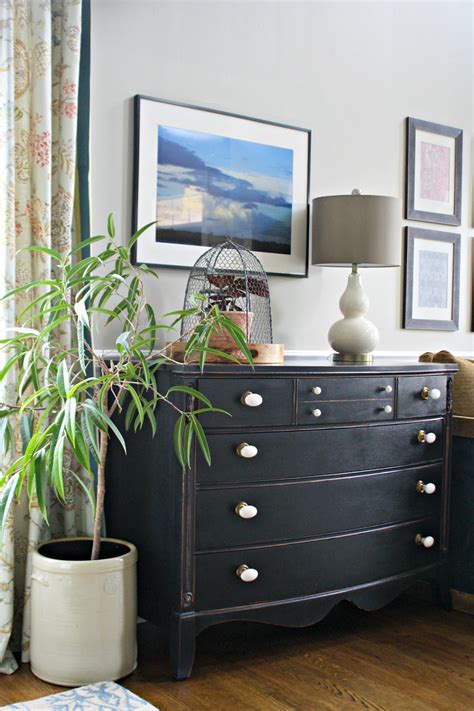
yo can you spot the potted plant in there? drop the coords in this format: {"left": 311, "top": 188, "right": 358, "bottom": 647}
{"left": 0, "top": 216, "right": 251, "bottom": 686}
{"left": 204, "top": 272, "right": 269, "bottom": 347}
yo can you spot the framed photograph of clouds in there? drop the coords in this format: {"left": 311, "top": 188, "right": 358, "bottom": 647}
{"left": 404, "top": 227, "right": 460, "bottom": 331}
{"left": 406, "top": 117, "right": 463, "bottom": 226}
{"left": 132, "top": 95, "right": 310, "bottom": 276}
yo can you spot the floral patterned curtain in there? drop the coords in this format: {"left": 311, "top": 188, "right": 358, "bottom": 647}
{"left": 0, "top": 0, "right": 91, "bottom": 674}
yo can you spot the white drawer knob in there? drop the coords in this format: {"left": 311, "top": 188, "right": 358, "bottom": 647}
{"left": 312, "top": 408, "right": 322, "bottom": 418}
{"left": 417, "top": 430, "right": 436, "bottom": 444}
{"left": 415, "top": 534, "right": 435, "bottom": 548}
{"left": 312, "top": 386, "right": 322, "bottom": 395}
{"left": 235, "top": 502, "right": 258, "bottom": 519}
{"left": 241, "top": 391, "right": 263, "bottom": 407}
{"left": 236, "top": 442, "right": 258, "bottom": 458}
{"left": 416, "top": 480, "right": 436, "bottom": 495}
{"left": 383, "top": 385, "right": 393, "bottom": 394}
{"left": 421, "top": 387, "right": 441, "bottom": 401}
{"left": 236, "top": 564, "right": 259, "bottom": 582}
{"left": 382, "top": 405, "right": 393, "bottom": 414}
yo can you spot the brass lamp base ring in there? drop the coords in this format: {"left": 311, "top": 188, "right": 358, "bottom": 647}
{"left": 332, "top": 353, "right": 374, "bottom": 364}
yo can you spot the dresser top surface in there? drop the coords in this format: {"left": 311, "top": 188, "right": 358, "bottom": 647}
{"left": 168, "top": 355, "right": 458, "bottom": 376}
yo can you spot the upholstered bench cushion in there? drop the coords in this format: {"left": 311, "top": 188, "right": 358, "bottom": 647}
{"left": 419, "top": 350, "right": 474, "bottom": 438}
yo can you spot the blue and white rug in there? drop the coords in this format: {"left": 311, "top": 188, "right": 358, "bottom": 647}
{"left": 1, "top": 681, "right": 158, "bottom": 710}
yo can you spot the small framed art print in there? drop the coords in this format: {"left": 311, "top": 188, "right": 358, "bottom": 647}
{"left": 406, "top": 117, "right": 463, "bottom": 226}
{"left": 132, "top": 95, "right": 310, "bottom": 276}
{"left": 404, "top": 227, "right": 460, "bottom": 331}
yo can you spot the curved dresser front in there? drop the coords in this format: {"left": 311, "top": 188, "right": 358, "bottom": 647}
{"left": 105, "top": 358, "right": 456, "bottom": 679}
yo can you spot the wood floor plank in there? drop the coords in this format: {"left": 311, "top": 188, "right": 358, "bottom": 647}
{"left": 1, "top": 598, "right": 473, "bottom": 711}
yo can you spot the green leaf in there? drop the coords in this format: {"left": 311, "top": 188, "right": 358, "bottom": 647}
{"left": 190, "top": 414, "right": 211, "bottom": 466}
{"left": 126, "top": 386, "right": 144, "bottom": 428}
{"left": 184, "top": 422, "right": 193, "bottom": 468}
{"left": 64, "top": 397, "right": 77, "bottom": 446}
{"left": 84, "top": 401, "right": 127, "bottom": 454}
{"left": 0, "top": 418, "right": 13, "bottom": 464}
{"left": 69, "top": 234, "right": 107, "bottom": 256}
{"left": 128, "top": 220, "right": 156, "bottom": 249}
{"left": 51, "top": 434, "right": 66, "bottom": 502}
{"left": 107, "top": 213, "right": 116, "bottom": 238}
{"left": 56, "top": 360, "right": 70, "bottom": 398}
{"left": 0, "top": 474, "right": 19, "bottom": 535}
{"left": 81, "top": 410, "right": 100, "bottom": 462}
{"left": 19, "top": 244, "right": 62, "bottom": 261}
{"left": 77, "top": 319, "right": 87, "bottom": 374}
{"left": 74, "top": 297, "right": 90, "bottom": 328}
{"left": 166, "top": 385, "right": 212, "bottom": 408}
{"left": 34, "top": 451, "right": 48, "bottom": 522}
{"left": 71, "top": 470, "right": 96, "bottom": 515}
{"left": 173, "top": 414, "right": 186, "bottom": 470}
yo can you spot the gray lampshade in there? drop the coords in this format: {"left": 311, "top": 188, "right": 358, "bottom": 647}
{"left": 312, "top": 194, "right": 401, "bottom": 267}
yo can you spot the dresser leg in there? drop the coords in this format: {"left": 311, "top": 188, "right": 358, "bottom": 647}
{"left": 436, "top": 574, "right": 453, "bottom": 611}
{"left": 170, "top": 614, "right": 196, "bottom": 680}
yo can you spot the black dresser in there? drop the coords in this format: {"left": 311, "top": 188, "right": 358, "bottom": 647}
{"left": 105, "top": 358, "right": 457, "bottom": 679}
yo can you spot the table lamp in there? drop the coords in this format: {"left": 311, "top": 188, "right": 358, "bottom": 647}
{"left": 312, "top": 190, "right": 401, "bottom": 363}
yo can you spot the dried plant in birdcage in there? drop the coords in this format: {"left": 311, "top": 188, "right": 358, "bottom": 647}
{"left": 181, "top": 240, "right": 273, "bottom": 346}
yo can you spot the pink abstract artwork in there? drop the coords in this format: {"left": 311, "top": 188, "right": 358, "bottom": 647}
{"left": 420, "top": 141, "right": 450, "bottom": 203}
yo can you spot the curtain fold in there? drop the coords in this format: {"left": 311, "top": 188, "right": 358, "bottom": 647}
{"left": 0, "top": 0, "right": 91, "bottom": 674}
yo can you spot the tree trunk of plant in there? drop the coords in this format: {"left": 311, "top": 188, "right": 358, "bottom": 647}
{"left": 91, "top": 429, "right": 108, "bottom": 560}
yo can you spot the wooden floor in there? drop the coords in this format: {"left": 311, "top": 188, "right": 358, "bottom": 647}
{"left": 1, "top": 597, "right": 473, "bottom": 710}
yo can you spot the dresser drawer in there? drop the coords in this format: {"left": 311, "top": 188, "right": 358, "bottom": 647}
{"left": 197, "top": 378, "right": 293, "bottom": 428}
{"left": 196, "top": 419, "right": 444, "bottom": 484}
{"left": 195, "top": 518, "right": 440, "bottom": 610}
{"left": 298, "top": 376, "right": 395, "bottom": 402}
{"left": 297, "top": 398, "right": 394, "bottom": 425}
{"left": 195, "top": 465, "right": 442, "bottom": 549}
{"left": 397, "top": 375, "right": 447, "bottom": 418}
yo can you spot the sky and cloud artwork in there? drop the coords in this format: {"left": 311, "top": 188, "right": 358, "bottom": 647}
{"left": 155, "top": 125, "right": 294, "bottom": 254}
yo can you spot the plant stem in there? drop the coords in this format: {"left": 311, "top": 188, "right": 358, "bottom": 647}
{"left": 91, "top": 427, "right": 108, "bottom": 561}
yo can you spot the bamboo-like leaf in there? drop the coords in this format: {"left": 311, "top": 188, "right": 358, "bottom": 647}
{"left": 128, "top": 220, "right": 156, "bottom": 249}
{"left": 74, "top": 297, "right": 90, "bottom": 328}
{"left": 51, "top": 434, "right": 66, "bottom": 502}
{"left": 125, "top": 386, "right": 144, "bottom": 428}
{"left": 64, "top": 397, "right": 77, "bottom": 446}
{"left": 124, "top": 398, "right": 137, "bottom": 431}
{"left": 81, "top": 410, "right": 100, "bottom": 462}
{"left": 76, "top": 319, "right": 87, "bottom": 374}
{"left": 107, "top": 213, "right": 116, "bottom": 238}
{"left": 34, "top": 451, "right": 48, "bottom": 523}
{"left": 166, "top": 385, "right": 212, "bottom": 408}
{"left": 0, "top": 474, "right": 19, "bottom": 535}
{"left": 144, "top": 405, "right": 158, "bottom": 438}
{"left": 184, "top": 422, "right": 193, "bottom": 468}
{"left": 69, "top": 234, "right": 106, "bottom": 256}
{"left": 20, "top": 245, "right": 62, "bottom": 262}
{"left": 84, "top": 401, "right": 127, "bottom": 453}
{"left": 56, "top": 360, "right": 70, "bottom": 398}
{"left": 0, "top": 419, "right": 13, "bottom": 464}
{"left": 189, "top": 414, "right": 211, "bottom": 466}
{"left": 71, "top": 470, "right": 96, "bottom": 515}
{"left": 173, "top": 414, "right": 186, "bottom": 470}
{"left": 71, "top": 423, "right": 92, "bottom": 471}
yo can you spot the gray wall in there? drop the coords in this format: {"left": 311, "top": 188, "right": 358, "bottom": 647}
{"left": 90, "top": 0, "right": 473, "bottom": 353}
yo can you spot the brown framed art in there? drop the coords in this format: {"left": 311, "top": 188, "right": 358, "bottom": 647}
{"left": 406, "top": 117, "right": 463, "bottom": 226}
{"left": 404, "top": 227, "right": 460, "bottom": 331}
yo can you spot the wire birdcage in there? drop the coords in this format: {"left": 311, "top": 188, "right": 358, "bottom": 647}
{"left": 181, "top": 240, "right": 273, "bottom": 344}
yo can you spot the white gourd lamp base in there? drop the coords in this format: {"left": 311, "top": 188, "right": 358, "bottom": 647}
{"left": 329, "top": 264, "right": 379, "bottom": 364}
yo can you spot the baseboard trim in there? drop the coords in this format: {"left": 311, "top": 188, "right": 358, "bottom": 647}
{"left": 451, "top": 589, "right": 474, "bottom": 615}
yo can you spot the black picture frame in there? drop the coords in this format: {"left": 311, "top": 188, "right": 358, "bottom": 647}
{"left": 406, "top": 117, "right": 462, "bottom": 226}
{"left": 404, "top": 227, "right": 460, "bottom": 331}
{"left": 131, "top": 95, "right": 311, "bottom": 277}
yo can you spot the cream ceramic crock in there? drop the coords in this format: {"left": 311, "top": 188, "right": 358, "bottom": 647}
{"left": 30, "top": 537, "right": 137, "bottom": 686}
